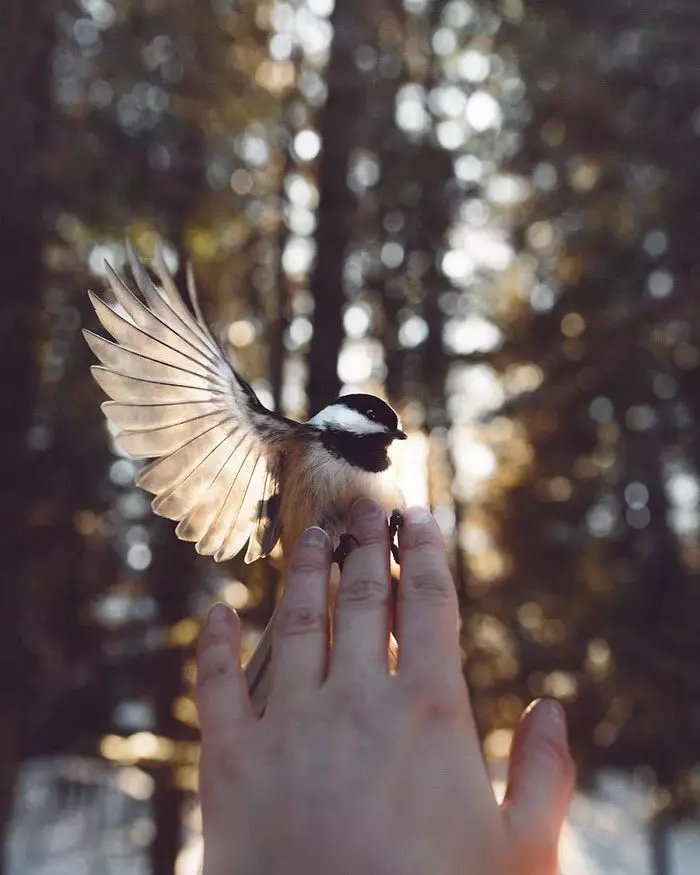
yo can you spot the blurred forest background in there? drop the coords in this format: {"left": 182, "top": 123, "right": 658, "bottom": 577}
{"left": 2, "top": 0, "right": 700, "bottom": 872}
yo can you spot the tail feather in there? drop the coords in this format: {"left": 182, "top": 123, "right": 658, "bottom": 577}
{"left": 244, "top": 605, "right": 280, "bottom": 717}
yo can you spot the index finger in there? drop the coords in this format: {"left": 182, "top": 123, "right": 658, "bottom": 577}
{"left": 397, "top": 507, "right": 461, "bottom": 680}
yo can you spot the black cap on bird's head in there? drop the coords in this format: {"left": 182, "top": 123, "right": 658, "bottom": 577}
{"left": 336, "top": 394, "right": 407, "bottom": 439}
{"left": 309, "top": 393, "right": 407, "bottom": 441}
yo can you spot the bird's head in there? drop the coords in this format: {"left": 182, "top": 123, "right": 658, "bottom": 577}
{"left": 309, "top": 394, "right": 407, "bottom": 442}
{"left": 308, "top": 394, "right": 407, "bottom": 472}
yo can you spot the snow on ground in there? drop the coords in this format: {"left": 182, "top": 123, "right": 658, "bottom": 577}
{"left": 562, "top": 772, "right": 654, "bottom": 874}
{"left": 5, "top": 758, "right": 700, "bottom": 874}
{"left": 562, "top": 772, "right": 700, "bottom": 874}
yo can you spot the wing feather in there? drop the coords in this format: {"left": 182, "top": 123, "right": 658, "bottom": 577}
{"left": 101, "top": 401, "right": 229, "bottom": 431}
{"left": 86, "top": 245, "right": 298, "bottom": 561}
{"left": 197, "top": 458, "right": 259, "bottom": 555}
{"left": 176, "top": 439, "right": 255, "bottom": 548}
{"left": 103, "top": 265, "right": 216, "bottom": 369}
{"left": 135, "top": 422, "right": 241, "bottom": 494}
{"left": 152, "top": 427, "right": 244, "bottom": 520}
{"left": 84, "top": 332, "right": 225, "bottom": 390}
{"left": 125, "top": 241, "right": 221, "bottom": 359}
{"left": 88, "top": 292, "right": 219, "bottom": 375}
{"left": 245, "top": 468, "right": 282, "bottom": 563}
{"left": 151, "top": 239, "right": 219, "bottom": 351}
{"left": 116, "top": 410, "right": 232, "bottom": 458}
{"left": 152, "top": 239, "right": 192, "bottom": 319}
{"left": 220, "top": 456, "right": 268, "bottom": 561}
{"left": 90, "top": 367, "right": 219, "bottom": 403}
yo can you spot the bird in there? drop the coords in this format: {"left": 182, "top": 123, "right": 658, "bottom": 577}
{"left": 83, "top": 242, "right": 407, "bottom": 713}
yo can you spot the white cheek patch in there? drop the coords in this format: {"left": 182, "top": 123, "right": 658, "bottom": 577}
{"left": 308, "top": 404, "right": 387, "bottom": 435}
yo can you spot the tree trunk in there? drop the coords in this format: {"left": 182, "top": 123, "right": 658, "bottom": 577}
{"left": 306, "top": 0, "right": 368, "bottom": 412}
{"left": 148, "top": 530, "right": 199, "bottom": 875}
{"left": 0, "top": 0, "right": 53, "bottom": 861}
{"left": 147, "top": 161, "right": 206, "bottom": 875}
{"left": 649, "top": 809, "right": 671, "bottom": 875}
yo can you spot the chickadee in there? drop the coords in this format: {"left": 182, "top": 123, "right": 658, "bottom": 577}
{"left": 84, "top": 243, "right": 407, "bottom": 712}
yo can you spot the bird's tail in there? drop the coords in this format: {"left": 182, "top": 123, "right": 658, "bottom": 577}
{"left": 242, "top": 562, "right": 340, "bottom": 716}
{"left": 243, "top": 602, "right": 280, "bottom": 717}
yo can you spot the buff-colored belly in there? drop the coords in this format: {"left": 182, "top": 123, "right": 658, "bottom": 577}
{"left": 279, "top": 451, "right": 403, "bottom": 557}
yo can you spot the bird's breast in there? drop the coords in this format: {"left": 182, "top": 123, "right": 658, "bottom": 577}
{"left": 279, "top": 442, "right": 403, "bottom": 554}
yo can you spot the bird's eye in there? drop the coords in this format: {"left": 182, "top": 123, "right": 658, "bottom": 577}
{"left": 368, "top": 411, "right": 376, "bottom": 420}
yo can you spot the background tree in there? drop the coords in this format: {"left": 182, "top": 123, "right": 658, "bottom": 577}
{"left": 473, "top": 1, "right": 700, "bottom": 869}
{"left": 0, "top": 0, "right": 55, "bottom": 857}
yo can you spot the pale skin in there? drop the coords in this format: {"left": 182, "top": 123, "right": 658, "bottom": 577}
{"left": 196, "top": 499, "right": 576, "bottom": 875}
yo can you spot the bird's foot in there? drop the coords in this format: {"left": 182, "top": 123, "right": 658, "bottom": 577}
{"left": 389, "top": 508, "right": 404, "bottom": 565}
{"left": 332, "top": 510, "right": 403, "bottom": 569}
{"left": 332, "top": 532, "right": 360, "bottom": 570}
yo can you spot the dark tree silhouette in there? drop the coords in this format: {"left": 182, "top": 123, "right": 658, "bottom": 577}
{"left": 0, "top": 0, "right": 54, "bottom": 859}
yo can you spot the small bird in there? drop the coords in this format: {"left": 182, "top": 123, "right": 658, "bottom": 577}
{"left": 84, "top": 243, "right": 407, "bottom": 712}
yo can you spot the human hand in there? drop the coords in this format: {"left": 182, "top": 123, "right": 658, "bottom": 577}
{"left": 196, "top": 499, "right": 575, "bottom": 875}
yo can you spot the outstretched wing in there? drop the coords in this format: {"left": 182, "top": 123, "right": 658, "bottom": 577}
{"left": 84, "top": 241, "right": 294, "bottom": 563}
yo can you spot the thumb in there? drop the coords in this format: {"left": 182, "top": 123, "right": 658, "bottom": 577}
{"left": 502, "top": 699, "right": 576, "bottom": 875}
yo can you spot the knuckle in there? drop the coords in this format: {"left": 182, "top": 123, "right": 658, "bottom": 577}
{"left": 290, "top": 560, "right": 323, "bottom": 577}
{"left": 197, "top": 641, "right": 234, "bottom": 691}
{"left": 358, "top": 527, "right": 388, "bottom": 546}
{"left": 328, "top": 677, "right": 375, "bottom": 723}
{"left": 338, "top": 575, "right": 388, "bottom": 605}
{"left": 289, "top": 550, "right": 325, "bottom": 576}
{"left": 402, "top": 569, "right": 454, "bottom": 603}
{"left": 276, "top": 603, "right": 326, "bottom": 637}
{"left": 405, "top": 672, "right": 465, "bottom": 721}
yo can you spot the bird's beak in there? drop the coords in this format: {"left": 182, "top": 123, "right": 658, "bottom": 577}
{"left": 390, "top": 429, "right": 408, "bottom": 440}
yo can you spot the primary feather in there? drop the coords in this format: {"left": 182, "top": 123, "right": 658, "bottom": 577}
{"left": 84, "top": 242, "right": 296, "bottom": 563}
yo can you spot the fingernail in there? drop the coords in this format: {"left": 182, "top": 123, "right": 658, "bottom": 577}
{"left": 207, "top": 601, "right": 232, "bottom": 627}
{"left": 300, "top": 526, "right": 329, "bottom": 547}
{"left": 529, "top": 698, "right": 566, "bottom": 735}
{"left": 350, "top": 498, "right": 382, "bottom": 519}
{"left": 404, "top": 506, "right": 433, "bottom": 526}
